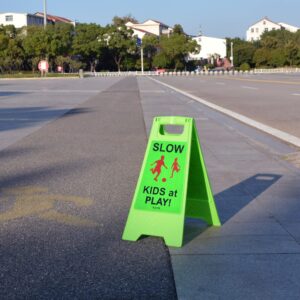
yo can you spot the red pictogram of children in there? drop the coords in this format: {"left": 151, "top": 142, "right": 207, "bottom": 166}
{"left": 150, "top": 155, "right": 168, "bottom": 181}
{"left": 170, "top": 158, "right": 180, "bottom": 178}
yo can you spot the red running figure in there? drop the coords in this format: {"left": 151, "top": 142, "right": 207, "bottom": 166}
{"left": 150, "top": 155, "right": 168, "bottom": 181}
{"left": 170, "top": 158, "right": 180, "bottom": 178}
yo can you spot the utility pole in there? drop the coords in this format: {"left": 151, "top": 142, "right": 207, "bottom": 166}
{"left": 230, "top": 42, "right": 234, "bottom": 68}
{"left": 137, "top": 37, "right": 144, "bottom": 75}
{"left": 141, "top": 45, "right": 144, "bottom": 75}
{"left": 43, "top": 0, "right": 47, "bottom": 29}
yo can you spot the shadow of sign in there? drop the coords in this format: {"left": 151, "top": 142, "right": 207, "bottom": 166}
{"left": 183, "top": 173, "right": 282, "bottom": 245}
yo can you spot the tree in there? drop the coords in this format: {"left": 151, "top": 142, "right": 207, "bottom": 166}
{"left": 22, "top": 26, "right": 52, "bottom": 71}
{"left": 284, "top": 40, "right": 300, "bottom": 66}
{"left": 253, "top": 48, "right": 272, "bottom": 67}
{"left": 47, "top": 23, "right": 74, "bottom": 59}
{"left": 226, "top": 38, "right": 257, "bottom": 67}
{"left": 104, "top": 25, "right": 136, "bottom": 72}
{"left": 254, "top": 29, "right": 300, "bottom": 67}
{"left": 173, "top": 24, "right": 184, "bottom": 35}
{"left": 72, "top": 23, "right": 105, "bottom": 71}
{"left": 0, "top": 33, "right": 9, "bottom": 51}
{"left": 142, "top": 35, "right": 159, "bottom": 70}
{"left": 152, "top": 52, "right": 170, "bottom": 68}
{"left": 0, "top": 26, "right": 25, "bottom": 73}
{"left": 154, "top": 30, "right": 199, "bottom": 70}
{"left": 112, "top": 15, "right": 138, "bottom": 27}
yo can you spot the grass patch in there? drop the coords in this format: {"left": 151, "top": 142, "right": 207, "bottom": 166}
{"left": 0, "top": 72, "right": 79, "bottom": 79}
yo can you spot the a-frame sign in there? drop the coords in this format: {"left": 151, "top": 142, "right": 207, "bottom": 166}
{"left": 122, "top": 116, "right": 220, "bottom": 247}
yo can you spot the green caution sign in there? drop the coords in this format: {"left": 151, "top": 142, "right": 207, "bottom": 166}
{"left": 122, "top": 116, "right": 220, "bottom": 247}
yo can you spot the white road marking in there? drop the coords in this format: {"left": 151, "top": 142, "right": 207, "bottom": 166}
{"left": 291, "top": 93, "right": 300, "bottom": 96}
{"left": 241, "top": 86, "right": 258, "bottom": 90}
{"left": 149, "top": 77, "right": 300, "bottom": 148}
{"left": 216, "top": 82, "right": 225, "bottom": 85}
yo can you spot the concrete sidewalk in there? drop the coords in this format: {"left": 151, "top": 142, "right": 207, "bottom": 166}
{"left": 138, "top": 77, "right": 300, "bottom": 299}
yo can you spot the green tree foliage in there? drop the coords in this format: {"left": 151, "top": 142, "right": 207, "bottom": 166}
{"left": 173, "top": 24, "right": 184, "bottom": 35}
{"left": 239, "top": 62, "right": 250, "bottom": 71}
{"left": 142, "top": 35, "right": 159, "bottom": 70}
{"left": 152, "top": 52, "right": 171, "bottom": 68}
{"left": 0, "top": 26, "right": 25, "bottom": 72}
{"left": 72, "top": 23, "right": 105, "bottom": 71}
{"left": 22, "top": 26, "right": 50, "bottom": 65}
{"left": 254, "top": 29, "right": 300, "bottom": 67}
{"left": 112, "top": 15, "right": 138, "bottom": 27}
{"left": 153, "top": 29, "right": 199, "bottom": 70}
{"left": 3, "top": 17, "right": 300, "bottom": 74}
{"left": 22, "top": 24, "right": 74, "bottom": 71}
{"left": 226, "top": 38, "right": 257, "bottom": 68}
{"left": 104, "top": 25, "right": 136, "bottom": 72}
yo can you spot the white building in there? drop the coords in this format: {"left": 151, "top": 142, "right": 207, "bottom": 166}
{"left": 0, "top": 12, "right": 46, "bottom": 28}
{"left": 126, "top": 19, "right": 173, "bottom": 39}
{"left": 188, "top": 35, "right": 227, "bottom": 61}
{"left": 278, "top": 22, "right": 299, "bottom": 33}
{"left": 246, "top": 17, "right": 299, "bottom": 41}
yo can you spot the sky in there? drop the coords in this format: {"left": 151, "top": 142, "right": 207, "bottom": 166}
{"left": 1, "top": 0, "right": 300, "bottom": 38}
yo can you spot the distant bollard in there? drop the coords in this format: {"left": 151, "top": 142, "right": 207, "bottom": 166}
{"left": 79, "top": 69, "right": 84, "bottom": 79}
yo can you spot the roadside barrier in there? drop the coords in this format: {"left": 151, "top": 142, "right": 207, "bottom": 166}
{"left": 83, "top": 68, "right": 300, "bottom": 77}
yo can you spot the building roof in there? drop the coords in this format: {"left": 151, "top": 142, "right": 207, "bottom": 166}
{"left": 129, "top": 26, "right": 151, "bottom": 34}
{"left": 278, "top": 22, "right": 299, "bottom": 30}
{"left": 146, "top": 19, "right": 170, "bottom": 28}
{"left": 127, "top": 19, "right": 171, "bottom": 29}
{"left": 248, "top": 17, "right": 280, "bottom": 28}
{"left": 35, "top": 12, "right": 73, "bottom": 23}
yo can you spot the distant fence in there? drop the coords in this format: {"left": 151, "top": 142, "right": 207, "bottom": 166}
{"left": 254, "top": 68, "right": 300, "bottom": 74}
{"left": 84, "top": 68, "right": 300, "bottom": 78}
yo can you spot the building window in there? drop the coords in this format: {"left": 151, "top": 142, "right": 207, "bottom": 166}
{"left": 251, "top": 28, "right": 254, "bottom": 33}
{"left": 263, "top": 21, "right": 266, "bottom": 25}
{"left": 265, "top": 28, "right": 269, "bottom": 32}
{"left": 256, "top": 28, "right": 259, "bottom": 33}
{"left": 5, "top": 15, "right": 13, "bottom": 22}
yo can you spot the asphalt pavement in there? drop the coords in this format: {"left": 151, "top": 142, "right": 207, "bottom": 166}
{"left": 0, "top": 77, "right": 177, "bottom": 299}
{"left": 156, "top": 74, "right": 300, "bottom": 138}
{"left": 138, "top": 76, "right": 300, "bottom": 299}
{"left": 1, "top": 75, "right": 300, "bottom": 299}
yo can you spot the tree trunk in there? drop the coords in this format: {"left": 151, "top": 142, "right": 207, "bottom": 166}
{"left": 114, "top": 56, "right": 122, "bottom": 73}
